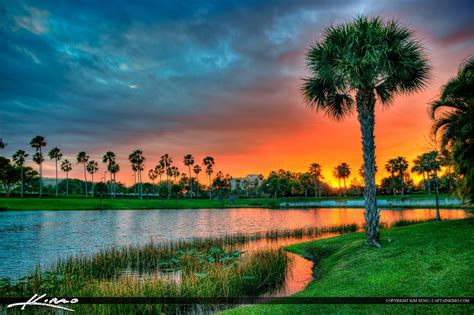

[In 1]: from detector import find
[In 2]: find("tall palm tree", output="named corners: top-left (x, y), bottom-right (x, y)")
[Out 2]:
top-left (102, 151), bottom-right (116, 197)
top-left (160, 154), bottom-right (172, 198)
top-left (203, 156), bottom-right (215, 199)
top-left (430, 57), bottom-right (473, 202)
top-left (76, 151), bottom-right (89, 197)
top-left (183, 154), bottom-right (195, 198)
top-left (61, 159), bottom-right (72, 197)
top-left (30, 136), bottom-right (47, 197)
top-left (309, 163), bottom-right (323, 197)
top-left (48, 147), bottom-right (63, 197)
top-left (12, 150), bottom-right (29, 197)
top-left (302, 16), bottom-right (430, 247)
top-left (86, 160), bottom-right (99, 196)
top-left (193, 165), bottom-right (202, 196)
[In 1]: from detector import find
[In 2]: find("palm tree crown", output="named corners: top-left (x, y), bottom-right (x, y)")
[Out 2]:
top-left (430, 57), bottom-right (473, 201)
top-left (12, 150), bottom-right (28, 167)
top-left (302, 16), bottom-right (430, 118)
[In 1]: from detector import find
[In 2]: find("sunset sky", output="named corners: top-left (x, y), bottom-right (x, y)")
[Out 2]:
top-left (1, 0), bottom-right (473, 186)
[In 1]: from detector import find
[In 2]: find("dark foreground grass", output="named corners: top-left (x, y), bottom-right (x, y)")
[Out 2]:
top-left (0, 193), bottom-right (460, 211)
top-left (224, 218), bottom-right (474, 314)
top-left (0, 244), bottom-right (290, 314)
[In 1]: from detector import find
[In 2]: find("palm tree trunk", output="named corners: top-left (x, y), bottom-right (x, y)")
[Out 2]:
top-left (188, 166), bottom-right (192, 199)
top-left (422, 172), bottom-right (426, 192)
top-left (427, 176), bottom-right (431, 195)
top-left (20, 166), bottom-right (24, 197)
top-left (209, 175), bottom-right (212, 200)
top-left (39, 162), bottom-right (42, 197)
top-left (83, 165), bottom-right (88, 197)
top-left (91, 173), bottom-right (94, 196)
top-left (110, 170), bottom-right (113, 198)
top-left (139, 170), bottom-right (142, 200)
top-left (357, 90), bottom-right (380, 247)
top-left (434, 172), bottom-right (440, 221)
top-left (400, 172), bottom-right (405, 196)
top-left (314, 180), bottom-right (317, 197)
top-left (55, 159), bottom-right (58, 197)
top-left (343, 178), bottom-right (347, 197)
top-left (66, 172), bottom-right (69, 197)
top-left (338, 178), bottom-right (341, 197)
top-left (392, 174), bottom-right (396, 196)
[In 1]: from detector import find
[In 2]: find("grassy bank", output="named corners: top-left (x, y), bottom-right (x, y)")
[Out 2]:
top-left (225, 218), bottom-right (474, 314)
top-left (0, 193), bottom-right (463, 211)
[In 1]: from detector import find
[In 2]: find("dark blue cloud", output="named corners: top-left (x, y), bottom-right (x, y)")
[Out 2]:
top-left (1, 0), bottom-right (473, 160)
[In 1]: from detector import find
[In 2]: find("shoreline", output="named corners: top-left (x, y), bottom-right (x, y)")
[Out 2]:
top-left (224, 218), bottom-right (474, 314)
top-left (0, 195), bottom-right (472, 211)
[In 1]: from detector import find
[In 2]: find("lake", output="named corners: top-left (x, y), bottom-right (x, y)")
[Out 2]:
top-left (0, 207), bottom-right (470, 293)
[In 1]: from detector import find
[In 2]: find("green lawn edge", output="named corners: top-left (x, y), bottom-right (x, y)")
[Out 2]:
top-left (223, 218), bottom-right (474, 314)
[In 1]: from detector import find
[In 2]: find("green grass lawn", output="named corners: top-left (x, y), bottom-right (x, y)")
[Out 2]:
top-left (224, 218), bottom-right (474, 314)
top-left (0, 194), bottom-right (458, 211)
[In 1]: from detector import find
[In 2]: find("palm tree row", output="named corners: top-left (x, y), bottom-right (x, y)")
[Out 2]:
top-left (7, 136), bottom-right (220, 198)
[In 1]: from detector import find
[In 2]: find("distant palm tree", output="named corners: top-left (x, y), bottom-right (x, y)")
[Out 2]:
top-left (334, 163), bottom-right (351, 196)
top-left (61, 159), bottom-right (72, 196)
top-left (86, 160), bottom-right (99, 196)
top-left (48, 147), bottom-right (63, 197)
top-left (109, 162), bottom-right (120, 196)
top-left (154, 164), bottom-right (165, 195)
top-left (129, 150), bottom-right (145, 199)
top-left (424, 151), bottom-right (442, 220)
top-left (0, 139), bottom-right (6, 149)
top-left (102, 151), bottom-right (116, 197)
top-left (385, 159), bottom-right (398, 195)
top-left (203, 156), bottom-right (215, 199)
top-left (394, 156), bottom-right (408, 195)
top-left (160, 154), bottom-right (172, 198)
top-left (148, 168), bottom-right (157, 193)
top-left (183, 154), bottom-right (195, 198)
top-left (302, 16), bottom-right (430, 247)
top-left (170, 166), bottom-right (180, 184)
top-left (193, 165), bottom-right (202, 196)
top-left (30, 136), bottom-right (47, 197)
top-left (76, 151), bottom-right (90, 197)
top-left (309, 163), bottom-right (323, 197)
top-left (430, 57), bottom-right (473, 202)
top-left (32, 152), bottom-right (44, 195)
top-left (12, 150), bottom-right (29, 197)
top-left (411, 155), bottom-right (428, 193)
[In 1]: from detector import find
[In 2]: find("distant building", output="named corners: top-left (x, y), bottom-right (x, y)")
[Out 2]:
top-left (230, 174), bottom-right (263, 191)
top-left (41, 177), bottom-right (63, 187)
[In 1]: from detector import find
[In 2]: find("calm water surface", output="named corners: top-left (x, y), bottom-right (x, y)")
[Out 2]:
top-left (0, 208), bottom-right (470, 285)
